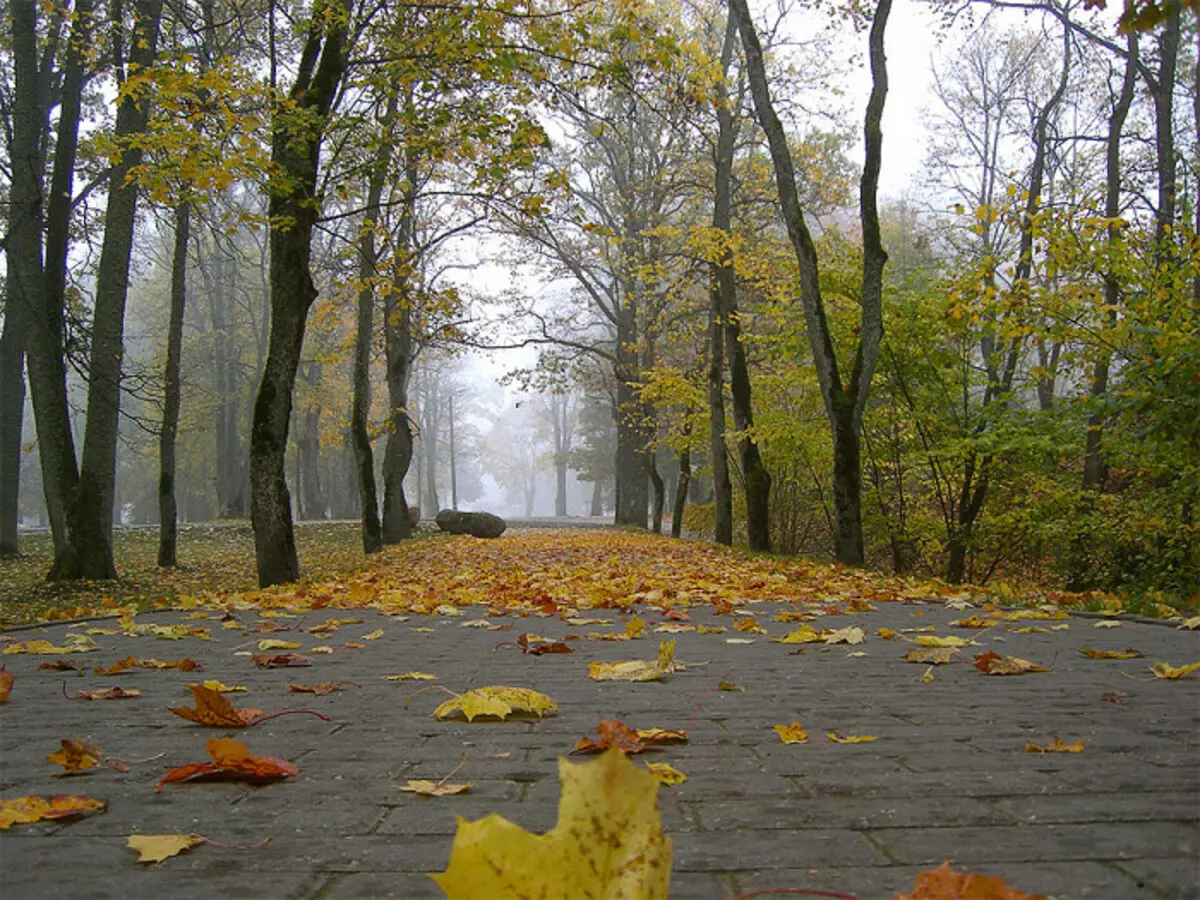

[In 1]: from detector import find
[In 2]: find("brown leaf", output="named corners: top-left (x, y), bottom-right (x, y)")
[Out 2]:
top-left (69, 686), bottom-right (141, 700)
top-left (904, 647), bottom-right (957, 665)
top-left (285, 681), bottom-right (358, 695)
top-left (0, 666), bottom-right (12, 702)
top-left (156, 737), bottom-right (297, 791)
top-left (896, 861), bottom-right (1046, 899)
top-left (169, 683), bottom-right (262, 727)
top-left (973, 651), bottom-right (1049, 675)
top-left (251, 653), bottom-right (311, 668)
top-left (1079, 647), bottom-right (1143, 660)
top-left (47, 739), bottom-right (103, 775)
top-left (37, 660), bottom-right (82, 671)
top-left (574, 720), bottom-right (646, 754)
top-left (516, 633), bottom-right (574, 655)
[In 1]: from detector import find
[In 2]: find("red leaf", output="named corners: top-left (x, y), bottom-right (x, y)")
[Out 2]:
top-left (157, 737), bottom-right (297, 791)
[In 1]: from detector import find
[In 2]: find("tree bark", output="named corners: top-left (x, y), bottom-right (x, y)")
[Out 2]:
top-left (157, 202), bottom-right (190, 567)
top-left (1149, 8), bottom-right (1180, 251)
top-left (614, 307), bottom-right (649, 527)
top-left (1083, 32), bottom-right (1138, 491)
top-left (74, 0), bottom-right (165, 571)
top-left (648, 452), bottom-right (664, 533)
top-left (250, 5), bottom-right (347, 587)
top-left (671, 446), bottom-right (690, 538)
top-left (590, 479), bottom-right (603, 516)
top-left (732, 0), bottom-right (890, 565)
top-left (16, 0), bottom-right (92, 574)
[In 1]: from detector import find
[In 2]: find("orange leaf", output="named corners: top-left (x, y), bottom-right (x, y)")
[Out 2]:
top-left (574, 720), bottom-right (646, 754)
top-left (37, 660), bottom-right (82, 671)
top-left (896, 861), bottom-right (1046, 899)
top-left (0, 666), bottom-right (12, 702)
top-left (0, 794), bottom-right (106, 829)
top-left (169, 683), bottom-right (261, 727)
top-left (47, 739), bottom-right (103, 775)
top-left (251, 653), bottom-right (311, 668)
top-left (156, 737), bottom-right (297, 791)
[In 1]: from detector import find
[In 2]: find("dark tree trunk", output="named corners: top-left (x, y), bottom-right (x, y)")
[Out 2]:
top-left (157, 202), bottom-right (190, 566)
top-left (649, 452), bottom-right (664, 534)
top-left (0, 235), bottom-right (28, 558)
top-left (250, 7), bottom-right (347, 587)
top-left (1149, 9), bottom-right (1180, 251)
top-left (74, 0), bottom-right (165, 570)
top-left (732, 0), bottom-right (890, 565)
top-left (671, 446), bottom-right (690, 538)
top-left (381, 148), bottom-right (419, 541)
top-left (16, 0), bottom-right (95, 574)
top-left (614, 308), bottom-right (648, 527)
top-left (1084, 33), bottom-right (1138, 490)
top-left (726, 309), bottom-right (770, 551)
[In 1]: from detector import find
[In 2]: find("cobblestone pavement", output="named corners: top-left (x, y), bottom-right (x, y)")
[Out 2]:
top-left (0, 569), bottom-right (1197, 899)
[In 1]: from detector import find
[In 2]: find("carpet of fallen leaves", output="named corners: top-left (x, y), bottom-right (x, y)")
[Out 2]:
top-left (0, 524), bottom-right (1163, 629)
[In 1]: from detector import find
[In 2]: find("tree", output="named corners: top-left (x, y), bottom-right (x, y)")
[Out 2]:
top-left (730, 0), bottom-right (891, 566)
top-left (249, 0), bottom-right (348, 587)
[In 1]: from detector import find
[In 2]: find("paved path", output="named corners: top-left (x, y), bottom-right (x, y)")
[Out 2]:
top-left (0, 588), bottom-right (1197, 898)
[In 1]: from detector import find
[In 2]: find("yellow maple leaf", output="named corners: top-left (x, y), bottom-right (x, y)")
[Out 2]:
top-left (400, 780), bottom-right (472, 797)
top-left (257, 639), bottom-right (301, 651)
top-left (431, 747), bottom-right (670, 899)
top-left (624, 616), bottom-right (646, 639)
top-left (433, 686), bottom-right (557, 721)
top-left (588, 639), bottom-right (676, 682)
top-left (1151, 661), bottom-right (1200, 680)
top-left (915, 635), bottom-right (974, 648)
top-left (644, 762), bottom-right (686, 785)
top-left (0, 795), bottom-right (106, 829)
top-left (827, 732), bottom-right (878, 744)
top-left (774, 722), bottom-right (808, 744)
top-left (877, 628), bottom-right (898, 640)
top-left (47, 739), bottom-right (102, 775)
top-left (1025, 738), bottom-right (1085, 754)
top-left (198, 680), bottom-right (245, 693)
top-left (362, 629), bottom-right (384, 640)
top-left (384, 672), bottom-right (436, 681)
top-left (774, 625), bottom-right (823, 644)
top-left (127, 833), bottom-right (205, 864)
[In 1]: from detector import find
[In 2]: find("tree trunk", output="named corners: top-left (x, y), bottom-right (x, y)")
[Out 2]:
top-left (671, 446), bottom-right (690, 538)
top-left (1083, 32), bottom-right (1138, 490)
top-left (250, 7), bottom-right (347, 587)
top-left (157, 202), bottom-right (190, 567)
top-left (649, 452), bottom-right (664, 534)
top-left (16, 0), bottom-right (93, 574)
top-left (1149, 9), bottom-right (1180, 251)
top-left (0, 233), bottom-right (28, 558)
top-left (732, 0), bottom-right (890, 565)
top-left (298, 381), bottom-right (323, 519)
top-left (381, 148), bottom-right (419, 541)
top-left (75, 0), bottom-right (165, 567)
top-left (422, 378), bottom-right (440, 516)
top-left (614, 304), bottom-right (648, 527)
top-left (590, 480), bottom-right (603, 516)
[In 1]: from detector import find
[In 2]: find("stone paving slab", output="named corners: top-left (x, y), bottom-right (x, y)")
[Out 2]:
top-left (1, 587), bottom-right (1197, 899)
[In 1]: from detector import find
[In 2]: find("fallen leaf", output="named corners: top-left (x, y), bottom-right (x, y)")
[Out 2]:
top-left (950, 614), bottom-right (998, 629)
top-left (696, 625), bottom-right (726, 634)
top-left (300, 617), bottom-right (363, 634)
top-left (251, 653), bottom-right (311, 668)
top-left (823, 626), bottom-right (866, 645)
top-left (286, 681), bottom-right (357, 695)
top-left (653, 623), bottom-right (694, 634)
top-left (1079, 647), bottom-right (1143, 660)
top-left (624, 616), bottom-right (646, 639)
top-left (725, 637), bottom-right (756, 644)
top-left (69, 686), bottom-right (141, 700)
top-left (198, 680), bottom-right (245, 693)
top-left (1100, 690), bottom-right (1127, 703)
top-left (775, 625), bottom-right (824, 644)
top-left (1025, 738), bottom-right (1085, 753)
top-left (877, 628), bottom-right (898, 640)
top-left (37, 660), bottom-right (82, 671)
top-left (1093, 620), bottom-right (1121, 629)
top-left (169, 683), bottom-right (263, 726)
top-left (733, 617), bottom-right (766, 634)
top-left (384, 672), bottom-right (436, 681)
top-left (156, 737), bottom-right (297, 791)
top-left (0, 795), bottom-right (106, 829)
top-left (433, 686), bottom-right (558, 721)
top-left (311, 646), bottom-right (334, 654)
top-left (343, 642), bottom-right (365, 649)
top-left (1151, 661), bottom-right (1200, 680)
top-left (4, 635), bottom-right (98, 654)
top-left (516, 633), bottom-right (574, 655)
top-left (915, 635), bottom-right (975, 648)
top-left (47, 739), bottom-right (103, 775)
top-left (257, 639), bottom-right (301, 651)
top-left (634, 727), bottom-right (687, 745)
top-left (717, 679), bottom-right (743, 691)
top-left (362, 629), bottom-right (384, 640)
top-left (127, 833), bottom-right (205, 864)
top-left (431, 747), bottom-right (670, 899)
top-left (973, 651), bottom-right (1049, 675)
top-left (918, 666), bottom-right (935, 683)
top-left (588, 639), bottom-right (676, 682)
top-left (574, 720), bottom-right (646, 754)
top-left (1177, 617), bottom-right (1200, 630)
top-left (905, 647), bottom-right (957, 665)
top-left (95, 656), bottom-right (203, 675)
top-left (774, 722), bottom-right (808, 744)
top-left (896, 861), bottom-right (1046, 899)
top-left (644, 762), bottom-right (686, 785)
top-left (827, 732), bottom-right (878, 744)
top-left (400, 780), bottom-right (472, 797)
top-left (0, 666), bottom-right (12, 702)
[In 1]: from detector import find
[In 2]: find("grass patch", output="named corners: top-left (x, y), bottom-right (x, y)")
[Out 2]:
top-left (0, 522), bottom-right (440, 629)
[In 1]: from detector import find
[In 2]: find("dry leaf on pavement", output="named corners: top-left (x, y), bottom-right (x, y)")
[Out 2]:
top-left (973, 651), bottom-right (1050, 675)
top-left (400, 780), bottom-right (472, 797)
top-left (827, 732), bottom-right (878, 744)
top-left (905, 647), bottom-right (957, 665)
top-left (644, 762), bottom-right (686, 785)
top-left (1025, 739), bottom-right (1085, 753)
top-left (1151, 661), bottom-right (1200, 680)
top-left (433, 686), bottom-right (557, 721)
top-left (157, 737), bottom-right (298, 791)
top-left (383, 672), bottom-right (436, 681)
top-left (431, 747), bottom-right (670, 899)
top-left (0, 666), bottom-right (12, 702)
top-left (47, 739), bottom-right (103, 775)
top-left (0, 795), bottom-right (106, 829)
top-left (170, 683), bottom-right (263, 726)
top-left (774, 722), bottom-right (809, 744)
top-left (588, 639), bottom-right (677, 682)
top-left (251, 652), bottom-right (311, 668)
top-left (127, 834), bottom-right (205, 864)
top-left (67, 685), bottom-right (141, 700)
top-left (1079, 647), bottom-right (1142, 660)
top-left (896, 860), bottom-right (1046, 899)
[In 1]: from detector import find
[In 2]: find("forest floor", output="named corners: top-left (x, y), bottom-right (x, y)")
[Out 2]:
top-left (0, 528), bottom-right (1197, 898)
top-left (0, 520), bottom-right (1192, 631)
